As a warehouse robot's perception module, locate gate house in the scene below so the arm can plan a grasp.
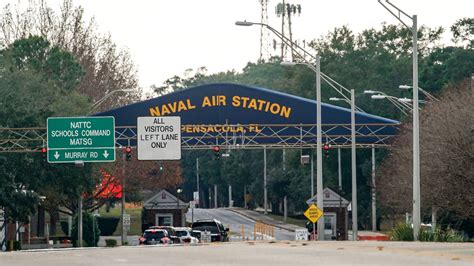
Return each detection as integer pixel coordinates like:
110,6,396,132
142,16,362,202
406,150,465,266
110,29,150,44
142,190,188,232
306,188,350,240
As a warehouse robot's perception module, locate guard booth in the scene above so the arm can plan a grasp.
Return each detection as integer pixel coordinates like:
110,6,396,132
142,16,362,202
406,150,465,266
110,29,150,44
142,190,188,232
306,187,349,240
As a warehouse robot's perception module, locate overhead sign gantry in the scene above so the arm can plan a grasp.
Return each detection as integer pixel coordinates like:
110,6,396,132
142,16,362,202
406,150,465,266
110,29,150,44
0,83,400,152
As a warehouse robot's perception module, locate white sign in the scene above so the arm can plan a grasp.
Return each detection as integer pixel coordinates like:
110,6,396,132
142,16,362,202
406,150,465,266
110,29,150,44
190,201,196,209
295,229,308,241
193,191,199,201
123,213,131,226
137,116,181,160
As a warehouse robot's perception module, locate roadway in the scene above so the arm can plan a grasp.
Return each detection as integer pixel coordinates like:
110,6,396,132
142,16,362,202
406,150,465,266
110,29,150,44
186,208,297,240
2,241,472,265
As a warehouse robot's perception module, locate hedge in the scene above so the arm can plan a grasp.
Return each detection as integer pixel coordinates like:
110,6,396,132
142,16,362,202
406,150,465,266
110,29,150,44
97,217,120,236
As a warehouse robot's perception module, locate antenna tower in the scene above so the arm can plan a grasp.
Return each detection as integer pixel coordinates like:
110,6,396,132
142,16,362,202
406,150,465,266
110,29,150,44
259,0,271,62
275,1,301,61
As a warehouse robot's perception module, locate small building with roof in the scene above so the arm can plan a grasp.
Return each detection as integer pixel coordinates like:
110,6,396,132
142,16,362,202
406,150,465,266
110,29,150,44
306,187,350,240
142,190,188,232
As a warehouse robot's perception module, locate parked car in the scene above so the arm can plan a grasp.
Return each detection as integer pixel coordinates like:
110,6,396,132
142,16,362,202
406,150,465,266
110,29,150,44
139,229,170,245
175,227,199,244
148,226,180,244
191,219,229,242
191,230,202,242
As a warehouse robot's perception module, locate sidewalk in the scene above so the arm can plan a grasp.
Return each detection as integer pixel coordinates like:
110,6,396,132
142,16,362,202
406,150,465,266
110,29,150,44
228,207,305,232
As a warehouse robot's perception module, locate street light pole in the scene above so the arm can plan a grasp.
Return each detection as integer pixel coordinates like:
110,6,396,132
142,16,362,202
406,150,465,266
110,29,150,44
411,14,421,241
237,20,361,241
378,0,420,240
315,55,324,240
329,90,357,240
350,89,357,241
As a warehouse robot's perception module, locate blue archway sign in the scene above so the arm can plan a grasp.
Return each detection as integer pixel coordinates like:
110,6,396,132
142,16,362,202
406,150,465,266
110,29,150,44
95,83,399,149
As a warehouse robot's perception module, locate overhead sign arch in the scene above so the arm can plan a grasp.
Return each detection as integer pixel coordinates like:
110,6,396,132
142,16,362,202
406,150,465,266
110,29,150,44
96,83,399,149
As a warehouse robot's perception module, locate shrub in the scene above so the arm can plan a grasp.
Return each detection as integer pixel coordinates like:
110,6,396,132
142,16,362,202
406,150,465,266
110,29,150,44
391,223,465,242
105,239,117,247
71,212,101,247
60,221,69,235
97,217,120,236
390,223,414,241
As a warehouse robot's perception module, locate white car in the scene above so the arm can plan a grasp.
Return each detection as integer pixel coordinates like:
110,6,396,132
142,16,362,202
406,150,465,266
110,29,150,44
174,227,199,244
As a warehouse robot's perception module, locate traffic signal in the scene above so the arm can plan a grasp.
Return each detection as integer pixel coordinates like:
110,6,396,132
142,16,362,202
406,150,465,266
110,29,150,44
125,146,132,161
212,146,220,160
41,147,47,160
323,144,330,158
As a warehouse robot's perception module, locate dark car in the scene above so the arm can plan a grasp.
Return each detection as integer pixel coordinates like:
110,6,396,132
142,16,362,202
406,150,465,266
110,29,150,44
191,219,229,242
148,226,180,244
139,229,170,245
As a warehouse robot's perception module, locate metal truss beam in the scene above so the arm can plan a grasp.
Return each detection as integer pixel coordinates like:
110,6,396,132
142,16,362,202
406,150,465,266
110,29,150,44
1,123,399,153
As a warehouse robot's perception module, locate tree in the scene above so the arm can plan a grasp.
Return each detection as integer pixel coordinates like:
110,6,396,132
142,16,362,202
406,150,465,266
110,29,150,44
71,212,100,247
0,36,89,226
450,18,474,48
378,79,473,234
0,0,141,112
119,159,183,202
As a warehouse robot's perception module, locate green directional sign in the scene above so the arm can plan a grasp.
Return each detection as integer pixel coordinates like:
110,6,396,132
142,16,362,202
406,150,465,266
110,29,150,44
47,117,115,163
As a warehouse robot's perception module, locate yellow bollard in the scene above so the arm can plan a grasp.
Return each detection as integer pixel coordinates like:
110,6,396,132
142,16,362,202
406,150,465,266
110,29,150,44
241,224,245,240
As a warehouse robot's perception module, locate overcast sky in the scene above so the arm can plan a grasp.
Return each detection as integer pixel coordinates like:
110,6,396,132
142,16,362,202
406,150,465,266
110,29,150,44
3,0,472,91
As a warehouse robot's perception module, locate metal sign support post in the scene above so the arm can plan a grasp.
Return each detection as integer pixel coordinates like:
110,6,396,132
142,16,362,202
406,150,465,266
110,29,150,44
121,152,127,245
78,194,83,247
264,146,268,214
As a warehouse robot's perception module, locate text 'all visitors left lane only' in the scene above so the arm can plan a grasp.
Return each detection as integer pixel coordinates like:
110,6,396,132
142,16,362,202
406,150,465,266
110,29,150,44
137,116,181,160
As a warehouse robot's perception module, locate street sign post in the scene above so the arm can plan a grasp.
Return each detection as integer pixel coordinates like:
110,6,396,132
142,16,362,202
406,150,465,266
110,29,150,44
137,116,181,160
304,204,324,241
47,117,115,163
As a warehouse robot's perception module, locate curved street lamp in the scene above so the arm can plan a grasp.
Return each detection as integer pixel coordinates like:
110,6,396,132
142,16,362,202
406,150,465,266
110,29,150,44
238,20,359,241
399,85,439,102
90,88,135,113
379,0,421,240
